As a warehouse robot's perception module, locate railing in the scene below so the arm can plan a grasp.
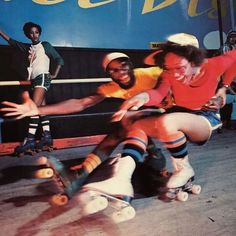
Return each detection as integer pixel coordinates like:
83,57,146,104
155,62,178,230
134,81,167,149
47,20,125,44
0,78,115,155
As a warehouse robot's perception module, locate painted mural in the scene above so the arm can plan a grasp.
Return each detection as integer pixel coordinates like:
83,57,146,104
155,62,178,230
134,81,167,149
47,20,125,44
0,0,235,49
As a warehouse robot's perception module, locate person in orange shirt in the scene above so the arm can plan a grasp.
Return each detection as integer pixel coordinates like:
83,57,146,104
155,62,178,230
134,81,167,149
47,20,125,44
1,52,172,205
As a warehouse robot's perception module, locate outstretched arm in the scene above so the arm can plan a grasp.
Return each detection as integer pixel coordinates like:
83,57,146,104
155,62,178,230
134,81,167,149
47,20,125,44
111,77,170,122
1,91,105,119
111,92,150,122
0,30,10,42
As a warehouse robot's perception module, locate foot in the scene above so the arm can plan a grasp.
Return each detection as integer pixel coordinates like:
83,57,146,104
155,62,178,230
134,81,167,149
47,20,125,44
167,157,194,189
47,156,89,198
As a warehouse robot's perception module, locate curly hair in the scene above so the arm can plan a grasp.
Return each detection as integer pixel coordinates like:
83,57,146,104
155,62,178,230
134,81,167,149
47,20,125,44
154,43,206,68
23,22,42,39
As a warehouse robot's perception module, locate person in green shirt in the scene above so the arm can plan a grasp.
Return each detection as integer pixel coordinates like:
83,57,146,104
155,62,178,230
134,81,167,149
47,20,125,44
0,22,64,156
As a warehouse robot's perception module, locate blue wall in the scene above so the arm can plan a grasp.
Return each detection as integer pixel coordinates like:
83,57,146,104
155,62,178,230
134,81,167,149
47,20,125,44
0,0,234,49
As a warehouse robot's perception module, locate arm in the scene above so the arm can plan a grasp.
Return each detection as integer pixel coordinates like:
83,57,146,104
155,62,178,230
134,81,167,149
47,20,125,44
111,76,170,122
42,42,64,78
50,64,62,79
1,91,105,119
38,94,105,115
0,30,10,42
0,29,29,52
111,92,150,122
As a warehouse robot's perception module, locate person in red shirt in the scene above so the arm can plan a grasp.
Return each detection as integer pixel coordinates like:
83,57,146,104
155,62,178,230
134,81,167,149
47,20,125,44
112,33,236,194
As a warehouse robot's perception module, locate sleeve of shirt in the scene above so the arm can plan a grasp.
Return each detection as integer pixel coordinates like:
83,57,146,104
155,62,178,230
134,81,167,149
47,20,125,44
96,85,107,97
145,76,171,107
8,38,29,53
42,41,64,66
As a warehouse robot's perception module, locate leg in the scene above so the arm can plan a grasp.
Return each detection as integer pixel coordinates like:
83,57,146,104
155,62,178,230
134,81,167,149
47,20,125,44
82,129,148,195
78,130,146,215
44,128,126,202
14,88,45,156
36,115,53,151
32,88,53,151
121,113,212,188
134,113,211,188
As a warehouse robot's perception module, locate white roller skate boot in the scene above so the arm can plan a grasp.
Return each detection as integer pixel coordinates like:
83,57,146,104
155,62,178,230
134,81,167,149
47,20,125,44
166,156,199,201
167,156,194,189
78,155,136,223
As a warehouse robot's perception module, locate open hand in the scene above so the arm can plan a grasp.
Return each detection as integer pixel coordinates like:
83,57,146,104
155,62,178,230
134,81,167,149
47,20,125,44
0,91,39,119
111,92,149,122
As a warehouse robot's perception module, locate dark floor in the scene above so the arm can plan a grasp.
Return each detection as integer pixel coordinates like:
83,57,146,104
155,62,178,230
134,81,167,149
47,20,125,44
0,128,236,236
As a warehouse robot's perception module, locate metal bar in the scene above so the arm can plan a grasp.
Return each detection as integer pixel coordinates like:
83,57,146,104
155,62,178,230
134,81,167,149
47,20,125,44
229,0,235,30
217,0,224,48
0,78,112,86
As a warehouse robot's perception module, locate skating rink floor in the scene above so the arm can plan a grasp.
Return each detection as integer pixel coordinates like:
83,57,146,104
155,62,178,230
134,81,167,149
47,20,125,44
0,128,236,236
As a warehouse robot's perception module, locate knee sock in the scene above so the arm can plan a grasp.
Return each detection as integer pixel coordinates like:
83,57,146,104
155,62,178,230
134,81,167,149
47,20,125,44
71,153,102,174
121,129,148,163
82,153,102,174
160,131,188,158
27,116,40,139
40,115,50,133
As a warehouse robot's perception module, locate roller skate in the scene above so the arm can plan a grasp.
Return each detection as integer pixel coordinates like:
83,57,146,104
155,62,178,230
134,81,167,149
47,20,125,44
36,131,53,152
78,156,136,223
14,137,36,157
165,157,201,202
35,156,89,206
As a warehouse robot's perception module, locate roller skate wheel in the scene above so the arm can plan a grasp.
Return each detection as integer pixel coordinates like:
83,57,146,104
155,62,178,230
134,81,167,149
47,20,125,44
83,196,108,215
112,206,136,223
34,168,54,178
191,184,201,195
50,194,69,206
37,156,48,165
176,191,188,202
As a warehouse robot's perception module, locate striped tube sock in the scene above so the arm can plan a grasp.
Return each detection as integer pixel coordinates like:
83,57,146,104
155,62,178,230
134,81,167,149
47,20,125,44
161,132,188,158
28,116,40,138
82,153,102,173
122,129,148,162
40,115,50,132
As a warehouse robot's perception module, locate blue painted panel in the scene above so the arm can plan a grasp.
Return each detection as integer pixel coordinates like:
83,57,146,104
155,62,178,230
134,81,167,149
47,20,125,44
0,0,233,49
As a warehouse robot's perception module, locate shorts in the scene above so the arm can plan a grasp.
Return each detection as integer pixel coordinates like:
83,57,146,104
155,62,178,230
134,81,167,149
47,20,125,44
194,110,222,131
167,106,222,145
31,73,51,91
193,110,222,145
167,106,222,131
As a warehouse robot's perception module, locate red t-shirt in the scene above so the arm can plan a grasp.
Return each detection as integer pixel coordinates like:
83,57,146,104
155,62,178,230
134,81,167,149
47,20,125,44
146,50,236,110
